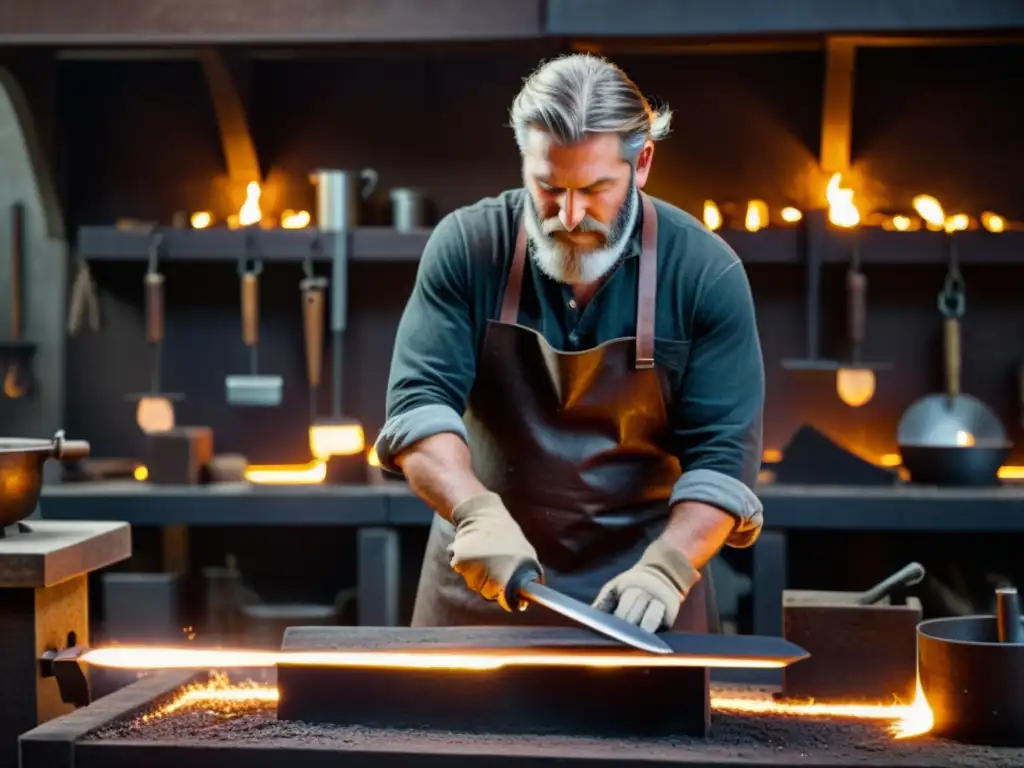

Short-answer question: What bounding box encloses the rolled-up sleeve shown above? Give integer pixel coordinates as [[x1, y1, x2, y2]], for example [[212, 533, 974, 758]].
[[668, 257, 765, 548], [374, 213, 477, 473]]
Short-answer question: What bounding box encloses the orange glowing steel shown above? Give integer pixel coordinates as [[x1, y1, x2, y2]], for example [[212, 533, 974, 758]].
[[147, 675, 934, 741], [244, 460, 326, 485], [78, 646, 786, 671]]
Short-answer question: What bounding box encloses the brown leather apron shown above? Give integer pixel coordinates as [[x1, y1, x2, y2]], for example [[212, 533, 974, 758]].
[[411, 192, 718, 634]]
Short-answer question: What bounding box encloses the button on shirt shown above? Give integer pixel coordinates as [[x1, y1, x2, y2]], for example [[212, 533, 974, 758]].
[[375, 189, 766, 547]]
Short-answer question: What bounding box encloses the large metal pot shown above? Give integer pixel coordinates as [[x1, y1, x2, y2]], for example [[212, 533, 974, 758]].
[[0, 430, 89, 528], [917, 587, 1024, 745], [897, 302, 1010, 486]]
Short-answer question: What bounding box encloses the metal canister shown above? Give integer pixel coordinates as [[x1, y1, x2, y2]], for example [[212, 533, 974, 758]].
[[389, 188, 425, 231]]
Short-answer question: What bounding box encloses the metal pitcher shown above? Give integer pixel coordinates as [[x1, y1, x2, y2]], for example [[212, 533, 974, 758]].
[[309, 168, 379, 231]]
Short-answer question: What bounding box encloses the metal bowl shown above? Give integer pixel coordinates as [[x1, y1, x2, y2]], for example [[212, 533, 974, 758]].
[[918, 613, 1024, 745], [0, 430, 89, 528], [898, 444, 1010, 487]]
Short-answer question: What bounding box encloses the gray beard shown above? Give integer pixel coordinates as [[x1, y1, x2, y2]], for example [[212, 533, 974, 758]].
[[524, 186, 639, 287]]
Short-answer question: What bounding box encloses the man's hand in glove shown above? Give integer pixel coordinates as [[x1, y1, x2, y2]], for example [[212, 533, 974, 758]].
[[447, 491, 541, 611], [592, 538, 701, 632]]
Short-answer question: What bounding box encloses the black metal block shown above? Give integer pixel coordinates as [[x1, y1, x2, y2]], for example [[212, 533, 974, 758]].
[[146, 427, 213, 485], [277, 662, 709, 737]]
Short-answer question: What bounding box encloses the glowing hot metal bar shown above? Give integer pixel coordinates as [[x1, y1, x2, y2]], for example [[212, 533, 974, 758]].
[[79, 646, 789, 670]]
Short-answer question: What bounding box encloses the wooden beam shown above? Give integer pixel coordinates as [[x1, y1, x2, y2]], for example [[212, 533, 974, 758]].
[[197, 49, 261, 196], [819, 37, 856, 175], [0, 0, 543, 45]]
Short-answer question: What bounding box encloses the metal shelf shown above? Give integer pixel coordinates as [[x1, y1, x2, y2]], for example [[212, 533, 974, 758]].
[[548, 0, 1024, 38], [75, 224, 1024, 265], [77, 226, 432, 264]]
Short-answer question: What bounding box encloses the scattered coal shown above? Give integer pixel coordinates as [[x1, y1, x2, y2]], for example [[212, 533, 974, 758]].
[[88, 703, 1023, 768]]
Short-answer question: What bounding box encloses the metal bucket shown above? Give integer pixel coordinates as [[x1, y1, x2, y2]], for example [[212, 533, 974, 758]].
[[917, 587, 1024, 745]]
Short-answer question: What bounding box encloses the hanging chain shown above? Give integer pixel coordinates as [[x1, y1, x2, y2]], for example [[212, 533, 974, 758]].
[[937, 238, 965, 318]]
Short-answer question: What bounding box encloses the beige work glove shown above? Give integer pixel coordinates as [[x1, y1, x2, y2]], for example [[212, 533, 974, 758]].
[[592, 538, 701, 633], [447, 491, 541, 611]]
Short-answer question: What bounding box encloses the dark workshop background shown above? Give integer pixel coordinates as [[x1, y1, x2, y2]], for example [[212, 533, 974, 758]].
[[6, 41, 1024, 615], [55, 45, 1024, 466]]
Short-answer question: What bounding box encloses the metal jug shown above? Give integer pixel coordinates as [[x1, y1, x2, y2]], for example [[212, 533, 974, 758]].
[[309, 169, 378, 231]]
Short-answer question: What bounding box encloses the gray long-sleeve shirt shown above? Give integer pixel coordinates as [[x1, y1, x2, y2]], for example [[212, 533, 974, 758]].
[[375, 189, 765, 548]]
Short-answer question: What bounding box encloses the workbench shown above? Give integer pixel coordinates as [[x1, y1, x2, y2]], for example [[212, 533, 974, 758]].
[[39, 481, 1024, 654]]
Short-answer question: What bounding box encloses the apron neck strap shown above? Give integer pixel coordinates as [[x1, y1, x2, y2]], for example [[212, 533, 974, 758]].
[[499, 225, 529, 324], [501, 192, 659, 370], [635, 192, 658, 369]]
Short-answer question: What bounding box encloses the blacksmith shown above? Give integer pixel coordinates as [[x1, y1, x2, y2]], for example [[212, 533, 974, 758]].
[[374, 53, 765, 636]]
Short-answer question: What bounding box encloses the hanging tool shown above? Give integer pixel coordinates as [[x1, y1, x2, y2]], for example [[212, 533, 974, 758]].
[[783, 212, 890, 391], [505, 564, 673, 655], [3, 202, 31, 398], [124, 233, 182, 432], [834, 237, 892, 406], [300, 259, 328, 425], [225, 254, 283, 407], [307, 175, 365, 465], [897, 235, 1010, 485]]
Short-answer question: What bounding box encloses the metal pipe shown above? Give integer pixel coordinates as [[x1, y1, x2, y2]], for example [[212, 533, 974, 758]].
[[803, 210, 826, 360], [996, 586, 1023, 643], [330, 231, 348, 417]]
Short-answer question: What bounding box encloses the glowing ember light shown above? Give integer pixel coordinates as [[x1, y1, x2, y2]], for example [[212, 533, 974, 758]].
[[190, 211, 213, 229], [280, 209, 311, 229], [744, 200, 768, 232], [79, 646, 787, 671], [703, 200, 723, 231], [825, 173, 860, 228], [238, 182, 262, 227], [981, 211, 1006, 233], [912, 195, 945, 231], [780, 206, 802, 223]]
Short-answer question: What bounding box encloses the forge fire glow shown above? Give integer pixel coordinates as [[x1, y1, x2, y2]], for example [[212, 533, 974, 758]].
[[141, 674, 935, 741], [84, 646, 936, 740]]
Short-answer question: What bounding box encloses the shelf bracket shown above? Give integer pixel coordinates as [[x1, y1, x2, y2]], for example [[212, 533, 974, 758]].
[[197, 48, 262, 205], [819, 36, 857, 175]]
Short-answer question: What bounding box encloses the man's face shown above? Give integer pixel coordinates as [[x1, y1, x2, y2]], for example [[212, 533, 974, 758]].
[[522, 127, 653, 285]]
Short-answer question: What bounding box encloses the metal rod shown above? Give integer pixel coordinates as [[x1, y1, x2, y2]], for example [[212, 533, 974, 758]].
[[803, 210, 826, 360], [330, 230, 349, 417], [332, 331, 343, 416], [996, 587, 1024, 643]]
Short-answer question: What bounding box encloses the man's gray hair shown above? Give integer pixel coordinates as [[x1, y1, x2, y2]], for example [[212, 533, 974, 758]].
[[509, 53, 672, 163]]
